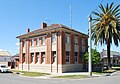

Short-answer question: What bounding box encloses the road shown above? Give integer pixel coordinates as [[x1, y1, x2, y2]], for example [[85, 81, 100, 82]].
[[0, 72, 120, 84]]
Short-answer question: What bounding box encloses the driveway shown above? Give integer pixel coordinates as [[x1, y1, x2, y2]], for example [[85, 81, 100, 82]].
[[0, 71, 120, 84]]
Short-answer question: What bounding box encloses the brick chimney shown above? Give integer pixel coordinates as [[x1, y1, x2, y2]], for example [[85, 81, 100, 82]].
[[41, 22, 47, 28], [26, 28, 30, 33]]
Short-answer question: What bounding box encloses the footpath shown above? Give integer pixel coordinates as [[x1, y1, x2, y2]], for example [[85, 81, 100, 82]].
[[33, 72, 104, 79]]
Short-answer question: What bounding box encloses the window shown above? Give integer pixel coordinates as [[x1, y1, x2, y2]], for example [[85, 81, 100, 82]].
[[52, 33, 56, 44], [41, 52, 45, 63], [31, 39, 34, 46], [42, 37, 45, 45], [66, 35, 70, 44], [75, 52, 78, 63], [23, 53, 25, 63], [66, 51, 70, 63], [52, 51, 56, 63], [74, 37, 78, 45], [82, 38, 85, 52], [23, 40, 26, 47], [36, 38, 39, 46], [31, 53, 34, 63], [36, 52, 39, 63]]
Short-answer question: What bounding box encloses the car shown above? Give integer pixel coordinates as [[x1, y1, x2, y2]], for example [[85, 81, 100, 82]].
[[0, 65, 10, 73]]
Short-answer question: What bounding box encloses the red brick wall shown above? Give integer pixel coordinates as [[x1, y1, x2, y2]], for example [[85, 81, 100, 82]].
[[62, 31, 66, 64], [78, 36, 82, 64], [70, 34, 75, 64], [20, 39, 23, 64], [57, 32, 60, 64], [46, 33, 52, 64]]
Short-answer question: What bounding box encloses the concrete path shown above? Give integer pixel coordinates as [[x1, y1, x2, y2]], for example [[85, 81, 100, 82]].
[[33, 72, 103, 79]]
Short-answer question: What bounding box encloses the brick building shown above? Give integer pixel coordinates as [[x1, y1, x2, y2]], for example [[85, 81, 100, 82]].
[[17, 23, 88, 73]]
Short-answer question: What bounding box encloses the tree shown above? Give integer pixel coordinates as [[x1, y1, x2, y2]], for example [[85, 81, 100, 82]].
[[92, 2, 120, 69], [84, 48, 100, 65]]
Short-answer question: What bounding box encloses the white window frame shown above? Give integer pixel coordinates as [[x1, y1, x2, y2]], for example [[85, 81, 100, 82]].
[[74, 37, 78, 45], [52, 33, 56, 44], [66, 51, 70, 63], [36, 52, 39, 64], [66, 35, 70, 44], [52, 51, 56, 63], [41, 52, 45, 64], [31, 53, 34, 63], [23, 39, 26, 47], [36, 38, 39, 46], [82, 38, 85, 52], [31, 38, 34, 46], [42, 37, 45, 45], [75, 52, 78, 63]]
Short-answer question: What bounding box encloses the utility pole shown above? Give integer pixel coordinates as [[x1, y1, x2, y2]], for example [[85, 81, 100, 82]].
[[70, 0, 72, 29], [88, 14, 92, 76]]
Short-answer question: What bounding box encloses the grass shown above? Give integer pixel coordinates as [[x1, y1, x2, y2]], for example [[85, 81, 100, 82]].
[[92, 72, 104, 75], [53, 75, 89, 79], [11, 70, 50, 77], [103, 69, 116, 73], [112, 67, 120, 70]]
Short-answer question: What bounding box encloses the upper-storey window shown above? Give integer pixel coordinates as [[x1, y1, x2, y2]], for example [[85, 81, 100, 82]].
[[74, 37, 78, 45], [36, 38, 39, 46], [52, 33, 56, 44], [42, 37, 45, 45], [66, 35, 70, 44], [23, 40, 26, 47], [31, 38, 34, 46], [82, 38, 86, 52]]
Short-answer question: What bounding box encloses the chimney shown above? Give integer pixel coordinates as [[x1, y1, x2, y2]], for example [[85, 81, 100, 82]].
[[41, 22, 47, 28], [27, 28, 30, 33]]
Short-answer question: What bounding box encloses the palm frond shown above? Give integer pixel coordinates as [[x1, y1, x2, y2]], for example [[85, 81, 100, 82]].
[[99, 4, 106, 14], [112, 4, 120, 15]]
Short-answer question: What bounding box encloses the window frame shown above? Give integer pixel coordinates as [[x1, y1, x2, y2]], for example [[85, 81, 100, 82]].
[[42, 37, 45, 45], [31, 38, 34, 46], [52, 33, 56, 44], [36, 38, 40, 46], [41, 52, 45, 63], [66, 51, 70, 63], [52, 51, 56, 63], [36, 52, 39, 63], [31, 53, 34, 63], [75, 52, 78, 63], [66, 35, 70, 44]]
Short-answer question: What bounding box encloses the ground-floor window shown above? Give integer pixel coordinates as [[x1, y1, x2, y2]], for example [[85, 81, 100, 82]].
[[41, 52, 45, 63], [52, 51, 56, 63], [75, 52, 78, 63], [31, 53, 34, 63], [23, 53, 25, 63], [36, 52, 39, 63], [66, 51, 70, 63]]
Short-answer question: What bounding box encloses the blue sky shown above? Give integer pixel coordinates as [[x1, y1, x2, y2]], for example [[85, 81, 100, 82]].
[[0, 0, 120, 55]]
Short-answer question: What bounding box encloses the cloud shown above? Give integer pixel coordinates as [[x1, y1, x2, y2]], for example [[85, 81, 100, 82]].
[[15, 42, 19, 46], [0, 49, 4, 51], [0, 49, 7, 51]]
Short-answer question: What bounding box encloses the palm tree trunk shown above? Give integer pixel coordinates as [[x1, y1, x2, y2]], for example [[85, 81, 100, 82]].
[[107, 41, 111, 70]]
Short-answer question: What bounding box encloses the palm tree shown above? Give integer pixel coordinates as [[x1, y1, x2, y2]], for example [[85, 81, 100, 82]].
[[92, 2, 120, 69]]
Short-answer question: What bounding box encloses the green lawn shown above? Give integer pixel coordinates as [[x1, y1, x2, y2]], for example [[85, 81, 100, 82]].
[[11, 70, 50, 77], [53, 75, 89, 79], [112, 67, 120, 70]]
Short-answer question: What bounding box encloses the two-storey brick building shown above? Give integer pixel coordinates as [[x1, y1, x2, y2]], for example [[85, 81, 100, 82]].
[[17, 22, 88, 73]]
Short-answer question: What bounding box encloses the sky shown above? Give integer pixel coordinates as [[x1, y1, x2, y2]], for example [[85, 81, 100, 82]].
[[0, 0, 120, 55]]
